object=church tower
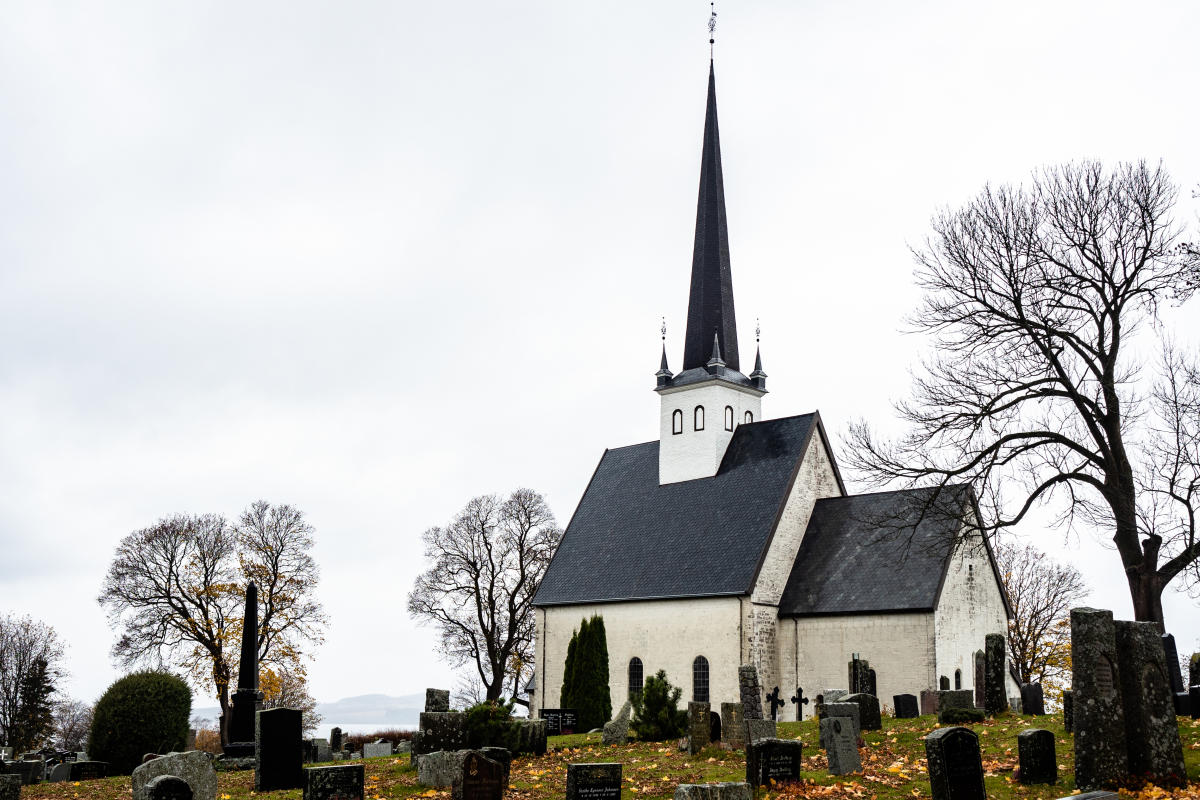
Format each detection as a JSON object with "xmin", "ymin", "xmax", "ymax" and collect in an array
[{"xmin": 656, "ymin": 62, "xmax": 767, "ymax": 485}]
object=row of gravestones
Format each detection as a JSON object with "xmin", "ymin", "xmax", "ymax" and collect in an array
[
  {"xmin": 0, "ymin": 758, "xmax": 108, "ymax": 786},
  {"xmin": 926, "ymin": 725, "xmax": 1065, "ymax": 800}
]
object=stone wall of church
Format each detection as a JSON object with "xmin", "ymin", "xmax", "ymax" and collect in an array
[
  {"xmin": 532, "ymin": 597, "xmax": 743, "ymax": 718},
  {"xmin": 785, "ymin": 612, "xmax": 936, "ymax": 719},
  {"xmin": 933, "ymin": 529, "xmax": 1010, "ymax": 694},
  {"xmin": 749, "ymin": 427, "xmax": 843, "ymax": 607}
]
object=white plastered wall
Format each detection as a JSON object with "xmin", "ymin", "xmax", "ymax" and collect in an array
[
  {"xmin": 784, "ymin": 612, "xmax": 936, "ymax": 719},
  {"xmin": 932, "ymin": 528, "xmax": 1010, "ymax": 696},
  {"xmin": 657, "ymin": 381, "xmax": 763, "ymax": 484},
  {"xmin": 533, "ymin": 597, "xmax": 743, "ymax": 717}
]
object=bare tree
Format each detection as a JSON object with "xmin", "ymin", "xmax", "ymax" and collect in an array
[
  {"xmin": 0, "ymin": 614, "xmax": 65, "ymax": 752},
  {"xmin": 52, "ymin": 699, "xmax": 93, "ymax": 751},
  {"xmin": 260, "ymin": 667, "xmax": 323, "ymax": 735},
  {"xmin": 97, "ymin": 501, "xmax": 327, "ymax": 744},
  {"xmin": 846, "ymin": 160, "xmax": 1200, "ymax": 626},
  {"xmin": 408, "ymin": 488, "xmax": 562, "ymax": 704},
  {"xmin": 994, "ymin": 541, "xmax": 1088, "ymax": 698}
]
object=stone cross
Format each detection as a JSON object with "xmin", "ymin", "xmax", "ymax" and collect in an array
[
  {"xmin": 789, "ymin": 687, "xmax": 809, "ymax": 720},
  {"xmin": 765, "ymin": 687, "xmax": 785, "ymax": 721}
]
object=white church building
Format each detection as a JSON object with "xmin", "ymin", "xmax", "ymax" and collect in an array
[{"xmin": 530, "ymin": 61, "xmax": 1012, "ymax": 720}]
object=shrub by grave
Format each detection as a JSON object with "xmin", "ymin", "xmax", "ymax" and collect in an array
[
  {"xmin": 940, "ymin": 707, "xmax": 986, "ymax": 724},
  {"xmin": 89, "ymin": 670, "xmax": 191, "ymax": 775},
  {"xmin": 464, "ymin": 700, "xmax": 520, "ymax": 750},
  {"xmin": 631, "ymin": 670, "xmax": 687, "ymax": 742}
]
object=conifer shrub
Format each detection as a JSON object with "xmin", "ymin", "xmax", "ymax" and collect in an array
[
  {"xmin": 630, "ymin": 670, "xmax": 686, "ymax": 741},
  {"xmin": 560, "ymin": 619, "xmax": 583, "ymax": 710},
  {"xmin": 559, "ymin": 615, "xmax": 612, "ymax": 731},
  {"xmin": 463, "ymin": 699, "xmax": 519, "ymax": 750},
  {"xmin": 87, "ymin": 670, "xmax": 191, "ymax": 775}
]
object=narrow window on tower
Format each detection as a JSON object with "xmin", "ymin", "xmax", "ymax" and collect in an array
[
  {"xmin": 694, "ymin": 406, "xmax": 705, "ymax": 431},
  {"xmin": 744, "ymin": 410, "xmax": 754, "ymax": 424},
  {"xmin": 672, "ymin": 409, "xmax": 683, "ymax": 435},
  {"xmin": 724, "ymin": 406, "xmax": 734, "ymax": 431},
  {"xmin": 693, "ymin": 655, "xmax": 710, "ymax": 702},
  {"xmin": 628, "ymin": 657, "xmax": 643, "ymax": 700},
  {"xmin": 955, "ymin": 669, "xmax": 962, "ymax": 690}
]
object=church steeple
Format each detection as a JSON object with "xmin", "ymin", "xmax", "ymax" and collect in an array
[{"xmin": 682, "ymin": 61, "xmax": 739, "ymax": 373}]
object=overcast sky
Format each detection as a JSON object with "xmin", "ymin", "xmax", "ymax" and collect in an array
[{"xmin": 2, "ymin": 1, "xmax": 1199, "ymax": 712}]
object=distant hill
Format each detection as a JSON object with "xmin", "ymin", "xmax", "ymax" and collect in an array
[{"xmin": 192, "ymin": 692, "xmax": 425, "ymax": 727}]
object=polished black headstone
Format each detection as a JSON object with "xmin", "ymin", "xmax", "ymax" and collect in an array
[
  {"xmin": 69, "ymin": 762, "xmax": 108, "ymax": 780},
  {"xmin": 1017, "ymin": 729, "xmax": 1056, "ymax": 784},
  {"xmin": 565, "ymin": 762, "xmax": 621, "ymax": 800},
  {"xmin": 745, "ymin": 738, "xmax": 802, "ymax": 787},
  {"xmin": 940, "ymin": 676, "xmax": 951, "ymax": 691},
  {"xmin": 303, "ymin": 764, "xmax": 364, "ymax": 800},
  {"xmin": 256, "ymin": 707, "xmax": 304, "ymax": 791},
  {"xmin": 925, "ymin": 726, "xmax": 985, "ymax": 800},
  {"xmin": 893, "ymin": 694, "xmax": 919, "ymax": 719},
  {"xmin": 843, "ymin": 693, "xmax": 881, "ymax": 731},
  {"xmin": 453, "ymin": 752, "xmax": 504, "ymax": 800},
  {"xmin": 1020, "ymin": 683, "xmax": 1045, "ymax": 716}
]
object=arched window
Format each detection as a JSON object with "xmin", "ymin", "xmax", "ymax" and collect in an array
[
  {"xmin": 744, "ymin": 410, "xmax": 754, "ymax": 423},
  {"xmin": 954, "ymin": 669, "xmax": 962, "ymax": 690},
  {"xmin": 724, "ymin": 406, "xmax": 734, "ymax": 431},
  {"xmin": 672, "ymin": 409, "xmax": 683, "ymax": 435},
  {"xmin": 694, "ymin": 406, "xmax": 705, "ymax": 431},
  {"xmin": 693, "ymin": 655, "xmax": 710, "ymax": 702},
  {"xmin": 628, "ymin": 657, "xmax": 644, "ymax": 699}
]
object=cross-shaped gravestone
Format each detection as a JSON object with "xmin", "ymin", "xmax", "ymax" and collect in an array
[
  {"xmin": 765, "ymin": 687, "xmax": 785, "ymax": 721},
  {"xmin": 790, "ymin": 687, "xmax": 809, "ymax": 720}
]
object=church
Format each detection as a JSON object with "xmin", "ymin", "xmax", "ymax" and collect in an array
[{"xmin": 530, "ymin": 60, "xmax": 1012, "ymax": 720}]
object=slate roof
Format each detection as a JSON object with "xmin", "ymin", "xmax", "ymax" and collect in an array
[
  {"xmin": 776, "ymin": 485, "xmax": 977, "ymax": 617},
  {"xmin": 534, "ymin": 413, "xmax": 819, "ymax": 606}
]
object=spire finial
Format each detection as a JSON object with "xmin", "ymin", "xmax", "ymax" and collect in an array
[
  {"xmin": 756, "ymin": 317, "xmax": 760, "ymax": 344},
  {"xmin": 656, "ymin": 317, "xmax": 673, "ymax": 384},
  {"xmin": 708, "ymin": 3, "xmax": 717, "ymax": 58},
  {"xmin": 661, "ymin": 316, "xmax": 667, "ymax": 343}
]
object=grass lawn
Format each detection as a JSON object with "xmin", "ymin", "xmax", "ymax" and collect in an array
[{"xmin": 21, "ymin": 713, "xmax": 1200, "ymax": 800}]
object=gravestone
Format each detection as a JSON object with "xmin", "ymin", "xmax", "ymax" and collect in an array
[
  {"xmin": 1161, "ymin": 635, "xmax": 1184, "ymax": 695},
  {"xmin": 1173, "ymin": 691, "xmax": 1190, "ymax": 717},
  {"xmin": 1071, "ymin": 607, "xmax": 1128, "ymax": 792},
  {"xmin": 894, "ymin": 694, "xmax": 919, "ymax": 719},
  {"xmin": 426, "ymin": 689, "xmax": 451, "ymax": 712},
  {"xmin": 601, "ymin": 702, "xmax": 632, "ymax": 746},
  {"xmin": 417, "ymin": 750, "xmax": 469, "ymax": 788},
  {"xmin": 867, "ymin": 670, "xmax": 877, "ymax": 698},
  {"xmin": 1192, "ymin": 685, "xmax": 1200, "ymax": 721},
  {"xmin": 984, "ymin": 634, "xmax": 1008, "ymax": 715},
  {"xmin": 132, "ymin": 752, "xmax": 217, "ymax": 800},
  {"xmin": 720, "ymin": 703, "xmax": 745, "ymax": 749},
  {"xmin": 565, "ymin": 762, "xmax": 621, "ymax": 800},
  {"xmin": 1021, "ymin": 683, "xmax": 1045, "ymax": 716},
  {"xmin": 738, "ymin": 666, "xmax": 763, "ymax": 720},
  {"xmin": 937, "ymin": 690, "xmax": 976, "ymax": 723},
  {"xmin": 821, "ymin": 703, "xmax": 860, "ymax": 751},
  {"xmin": 843, "ymin": 694, "xmax": 881, "ymax": 731},
  {"xmin": 417, "ymin": 712, "xmax": 469, "ymax": 753},
  {"xmin": 1017, "ymin": 729, "xmax": 1056, "ymax": 785},
  {"xmin": 745, "ymin": 738, "xmax": 802, "ymax": 787},
  {"xmin": 1113, "ymin": 620, "xmax": 1186, "ymax": 786},
  {"xmin": 304, "ymin": 764, "xmax": 364, "ymax": 800},
  {"xmin": 514, "ymin": 719, "xmax": 547, "ymax": 756},
  {"xmin": 256, "ymin": 707, "xmax": 304, "ymax": 791},
  {"xmin": 0, "ymin": 775, "xmax": 20, "ymax": 800},
  {"xmin": 363, "ymin": 742, "xmax": 392, "ymax": 759},
  {"xmin": 0, "ymin": 748, "xmax": 12, "ymax": 760},
  {"xmin": 225, "ymin": 582, "xmax": 265, "ymax": 758},
  {"xmin": 848, "ymin": 657, "xmax": 871, "ymax": 695},
  {"xmin": 764, "ymin": 687, "xmax": 785, "ymax": 721},
  {"xmin": 479, "ymin": 748, "xmax": 512, "ymax": 788},
  {"xmin": 1063, "ymin": 690, "xmax": 1073, "ymax": 733},
  {"xmin": 820, "ymin": 715, "xmax": 860, "ymax": 775},
  {"xmin": 146, "ymin": 776, "xmax": 193, "ymax": 800},
  {"xmin": 920, "ymin": 690, "xmax": 939, "ymax": 716},
  {"xmin": 330, "ymin": 728, "xmax": 344, "ymax": 752},
  {"xmin": 789, "ymin": 687, "xmax": 809, "ymax": 721},
  {"xmin": 939, "ymin": 676, "xmax": 950, "ymax": 690},
  {"xmin": 744, "ymin": 718, "xmax": 776, "ymax": 745},
  {"xmin": 7, "ymin": 759, "xmax": 42, "ymax": 786},
  {"xmin": 974, "ymin": 652, "xmax": 986, "ymax": 708},
  {"xmin": 673, "ymin": 784, "xmax": 751, "ymax": 800},
  {"xmin": 1190, "ymin": 654, "xmax": 1200, "ymax": 688},
  {"xmin": 314, "ymin": 739, "xmax": 333, "ymax": 763},
  {"xmin": 49, "ymin": 763, "xmax": 72, "ymax": 782},
  {"xmin": 688, "ymin": 702, "xmax": 710, "ymax": 754},
  {"xmin": 452, "ymin": 752, "xmax": 504, "ymax": 800},
  {"xmin": 537, "ymin": 709, "xmax": 576, "ymax": 737},
  {"xmin": 709, "ymin": 711, "xmax": 721, "ymax": 743},
  {"xmin": 822, "ymin": 689, "xmax": 847, "ymax": 703},
  {"xmin": 925, "ymin": 726, "xmax": 986, "ymax": 800}
]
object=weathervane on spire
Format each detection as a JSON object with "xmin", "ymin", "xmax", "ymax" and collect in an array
[
  {"xmin": 661, "ymin": 316, "xmax": 667, "ymax": 342},
  {"xmin": 708, "ymin": 3, "xmax": 717, "ymax": 57},
  {"xmin": 756, "ymin": 318, "xmax": 761, "ymax": 343}
]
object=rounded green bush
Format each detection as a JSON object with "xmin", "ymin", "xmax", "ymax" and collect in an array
[
  {"xmin": 87, "ymin": 670, "xmax": 192, "ymax": 775},
  {"xmin": 939, "ymin": 706, "xmax": 986, "ymax": 724}
]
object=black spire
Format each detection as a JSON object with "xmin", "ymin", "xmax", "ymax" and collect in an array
[{"xmin": 682, "ymin": 61, "xmax": 739, "ymax": 373}]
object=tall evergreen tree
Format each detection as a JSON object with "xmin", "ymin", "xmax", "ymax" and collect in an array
[
  {"xmin": 9, "ymin": 657, "xmax": 55, "ymax": 752},
  {"xmin": 559, "ymin": 620, "xmax": 583, "ymax": 709},
  {"xmin": 584, "ymin": 616, "xmax": 611, "ymax": 728}
]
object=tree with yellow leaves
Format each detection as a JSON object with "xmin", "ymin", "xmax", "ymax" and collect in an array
[{"xmin": 97, "ymin": 501, "xmax": 327, "ymax": 744}]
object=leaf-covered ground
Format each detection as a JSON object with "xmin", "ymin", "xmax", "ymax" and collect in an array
[{"xmin": 21, "ymin": 712, "xmax": 1200, "ymax": 800}]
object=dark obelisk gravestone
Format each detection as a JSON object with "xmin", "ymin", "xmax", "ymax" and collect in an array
[
  {"xmin": 925, "ymin": 727, "xmax": 986, "ymax": 800},
  {"xmin": 224, "ymin": 581, "xmax": 264, "ymax": 758},
  {"xmin": 894, "ymin": 694, "xmax": 919, "ymax": 719},
  {"xmin": 256, "ymin": 708, "xmax": 304, "ymax": 791},
  {"xmin": 452, "ymin": 752, "xmax": 504, "ymax": 800},
  {"xmin": 1016, "ymin": 729, "xmax": 1056, "ymax": 784},
  {"xmin": 565, "ymin": 763, "xmax": 621, "ymax": 800},
  {"xmin": 146, "ymin": 776, "xmax": 193, "ymax": 800},
  {"xmin": 1020, "ymin": 683, "xmax": 1045, "ymax": 716},
  {"xmin": 1113, "ymin": 620, "xmax": 1186, "ymax": 786},
  {"xmin": 984, "ymin": 634, "xmax": 1008, "ymax": 715},
  {"xmin": 1071, "ymin": 607, "xmax": 1128, "ymax": 791},
  {"xmin": 304, "ymin": 764, "xmax": 364, "ymax": 800}
]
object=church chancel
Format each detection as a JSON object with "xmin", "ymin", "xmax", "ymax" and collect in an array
[{"xmin": 531, "ymin": 59, "xmax": 1012, "ymax": 720}]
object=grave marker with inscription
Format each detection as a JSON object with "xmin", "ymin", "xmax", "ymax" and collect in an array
[
  {"xmin": 745, "ymin": 739, "xmax": 802, "ymax": 787},
  {"xmin": 146, "ymin": 776, "xmax": 193, "ymax": 800},
  {"xmin": 1071, "ymin": 608, "xmax": 1128, "ymax": 791},
  {"xmin": 452, "ymin": 752, "xmax": 504, "ymax": 800},
  {"xmin": 1114, "ymin": 620, "xmax": 1186, "ymax": 786},
  {"xmin": 1017, "ymin": 729, "xmax": 1056, "ymax": 785},
  {"xmin": 537, "ymin": 709, "xmax": 577, "ymax": 737},
  {"xmin": 925, "ymin": 727, "xmax": 986, "ymax": 800},
  {"xmin": 304, "ymin": 764, "xmax": 364, "ymax": 800},
  {"xmin": 720, "ymin": 703, "xmax": 745, "ymax": 750},
  {"xmin": 893, "ymin": 694, "xmax": 919, "ymax": 719},
  {"xmin": 984, "ymin": 634, "xmax": 1008, "ymax": 715},
  {"xmin": 688, "ymin": 702, "xmax": 711, "ymax": 754},
  {"xmin": 565, "ymin": 763, "xmax": 621, "ymax": 800},
  {"xmin": 820, "ymin": 716, "xmax": 860, "ymax": 775}
]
